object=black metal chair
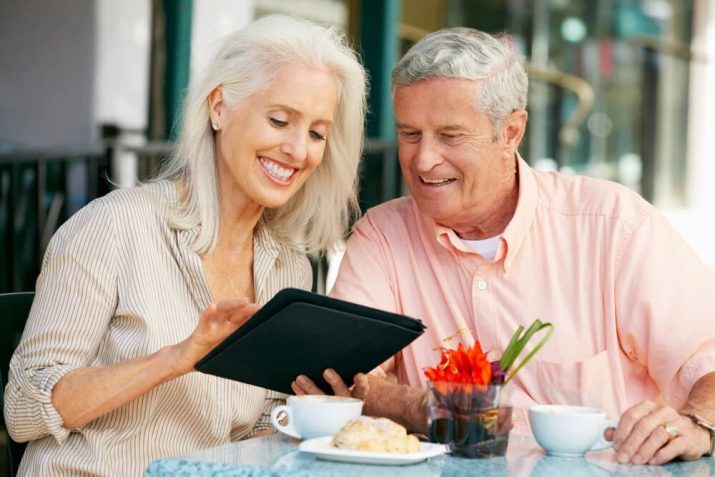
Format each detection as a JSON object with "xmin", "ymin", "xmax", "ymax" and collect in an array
[{"xmin": 0, "ymin": 292, "xmax": 33, "ymax": 477}]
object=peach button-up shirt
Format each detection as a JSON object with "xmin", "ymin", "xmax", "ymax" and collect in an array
[{"xmin": 331, "ymin": 156, "xmax": 715, "ymax": 431}]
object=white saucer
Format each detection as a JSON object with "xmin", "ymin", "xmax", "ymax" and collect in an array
[{"xmin": 298, "ymin": 436, "xmax": 447, "ymax": 465}]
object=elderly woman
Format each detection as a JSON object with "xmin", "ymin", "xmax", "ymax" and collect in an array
[{"xmin": 3, "ymin": 14, "xmax": 366, "ymax": 476}]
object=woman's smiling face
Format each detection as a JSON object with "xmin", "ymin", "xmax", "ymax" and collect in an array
[{"xmin": 210, "ymin": 63, "xmax": 338, "ymax": 212}]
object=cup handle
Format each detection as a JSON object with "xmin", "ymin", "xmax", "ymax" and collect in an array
[
  {"xmin": 591, "ymin": 419, "xmax": 618, "ymax": 451},
  {"xmin": 270, "ymin": 405, "xmax": 301, "ymax": 439}
]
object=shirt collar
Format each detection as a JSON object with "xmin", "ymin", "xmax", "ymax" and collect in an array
[
  {"xmin": 253, "ymin": 220, "xmax": 288, "ymax": 304},
  {"xmin": 501, "ymin": 154, "xmax": 538, "ymax": 271},
  {"xmin": 421, "ymin": 154, "xmax": 538, "ymax": 271}
]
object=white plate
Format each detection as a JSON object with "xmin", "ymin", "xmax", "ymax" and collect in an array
[{"xmin": 298, "ymin": 436, "xmax": 447, "ymax": 465}]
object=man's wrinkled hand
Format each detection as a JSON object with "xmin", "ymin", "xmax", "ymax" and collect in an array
[
  {"xmin": 609, "ymin": 401, "xmax": 710, "ymax": 465},
  {"xmin": 291, "ymin": 369, "xmax": 369, "ymax": 398},
  {"xmin": 291, "ymin": 369, "xmax": 427, "ymax": 434}
]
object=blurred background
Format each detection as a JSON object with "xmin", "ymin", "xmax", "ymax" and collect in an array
[
  {"xmin": 1, "ymin": 0, "xmax": 714, "ymax": 473},
  {"xmin": 2, "ymin": 0, "xmax": 714, "ymax": 297}
]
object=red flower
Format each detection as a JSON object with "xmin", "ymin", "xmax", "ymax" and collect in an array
[
  {"xmin": 424, "ymin": 320, "xmax": 554, "ymax": 387},
  {"xmin": 423, "ymin": 341, "xmax": 492, "ymax": 385}
]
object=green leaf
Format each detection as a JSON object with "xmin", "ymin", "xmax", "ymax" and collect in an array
[
  {"xmin": 503, "ymin": 320, "xmax": 554, "ymax": 384},
  {"xmin": 498, "ymin": 324, "xmax": 524, "ymax": 371}
]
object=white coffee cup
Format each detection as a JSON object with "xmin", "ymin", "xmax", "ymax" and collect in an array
[
  {"xmin": 529, "ymin": 405, "xmax": 617, "ymax": 457},
  {"xmin": 270, "ymin": 395, "xmax": 363, "ymax": 440}
]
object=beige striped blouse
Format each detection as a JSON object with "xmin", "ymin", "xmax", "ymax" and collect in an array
[{"xmin": 3, "ymin": 181, "xmax": 312, "ymax": 476}]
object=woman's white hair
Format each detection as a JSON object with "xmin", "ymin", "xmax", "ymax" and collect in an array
[
  {"xmin": 156, "ymin": 14, "xmax": 366, "ymax": 256},
  {"xmin": 392, "ymin": 28, "xmax": 527, "ymax": 138}
]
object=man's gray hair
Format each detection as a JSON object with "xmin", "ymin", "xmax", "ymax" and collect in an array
[
  {"xmin": 392, "ymin": 28, "xmax": 528, "ymax": 137},
  {"xmin": 155, "ymin": 14, "xmax": 366, "ymax": 256}
]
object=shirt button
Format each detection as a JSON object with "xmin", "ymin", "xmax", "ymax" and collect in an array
[{"xmin": 477, "ymin": 280, "xmax": 487, "ymax": 290}]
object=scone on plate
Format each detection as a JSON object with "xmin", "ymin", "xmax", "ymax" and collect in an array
[{"xmin": 331, "ymin": 416, "xmax": 420, "ymax": 453}]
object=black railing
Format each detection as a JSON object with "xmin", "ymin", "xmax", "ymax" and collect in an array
[
  {"xmin": 1, "ymin": 145, "xmax": 110, "ymax": 293},
  {"xmin": 0, "ymin": 139, "xmax": 397, "ymax": 294},
  {"xmin": 0, "ymin": 143, "xmax": 169, "ymax": 293}
]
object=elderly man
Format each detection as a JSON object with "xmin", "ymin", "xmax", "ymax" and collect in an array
[{"xmin": 293, "ymin": 27, "xmax": 715, "ymax": 465}]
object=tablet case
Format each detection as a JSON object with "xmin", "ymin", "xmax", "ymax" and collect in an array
[{"xmin": 195, "ymin": 288, "xmax": 426, "ymax": 394}]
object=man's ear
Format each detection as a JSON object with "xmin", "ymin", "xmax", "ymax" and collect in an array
[
  {"xmin": 502, "ymin": 109, "xmax": 528, "ymax": 151},
  {"xmin": 208, "ymin": 85, "xmax": 225, "ymax": 128}
]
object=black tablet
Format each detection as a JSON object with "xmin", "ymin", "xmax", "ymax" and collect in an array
[{"xmin": 195, "ymin": 288, "xmax": 426, "ymax": 394}]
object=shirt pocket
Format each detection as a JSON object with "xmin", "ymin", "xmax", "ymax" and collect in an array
[{"xmin": 534, "ymin": 350, "xmax": 616, "ymax": 412}]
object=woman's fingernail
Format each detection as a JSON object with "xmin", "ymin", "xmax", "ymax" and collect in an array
[{"xmin": 617, "ymin": 452, "xmax": 629, "ymax": 463}]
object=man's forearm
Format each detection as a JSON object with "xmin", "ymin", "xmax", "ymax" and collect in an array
[
  {"xmin": 681, "ymin": 371, "xmax": 715, "ymax": 419},
  {"xmin": 361, "ymin": 375, "xmax": 428, "ymax": 434}
]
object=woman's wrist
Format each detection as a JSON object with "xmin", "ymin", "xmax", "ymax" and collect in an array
[{"xmin": 158, "ymin": 344, "xmax": 192, "ymax": 382}]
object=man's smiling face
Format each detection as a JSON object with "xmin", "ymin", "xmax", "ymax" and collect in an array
[{"xmin": 394, "ymin": 77, "xmax": 521, "ymax": 233}]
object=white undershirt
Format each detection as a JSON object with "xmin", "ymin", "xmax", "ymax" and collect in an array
[{"xmin": 461, "ymin": 235, "xmax": 501, "ymax": 261}]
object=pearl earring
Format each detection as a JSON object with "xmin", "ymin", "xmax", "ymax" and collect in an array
[{"xmin": 211, "ymin": 122, "xmax": 219, "ymax": 131}]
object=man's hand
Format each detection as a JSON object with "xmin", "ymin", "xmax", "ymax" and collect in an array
[
  {"xmin": 608, "ymin": 401, "xmax": 711, "ymax": 465},
  {"xmin": 292, "ymin": 369, "xmax": 428, "ymax": 434},
  {"xmin": 291, "ymin": 368, "xmax": 369, "ymax": 399}
]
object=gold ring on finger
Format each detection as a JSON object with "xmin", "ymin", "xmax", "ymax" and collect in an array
[{"xmin": 663, "ymin": 423, "xmax": 679, "ymax": 440}]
